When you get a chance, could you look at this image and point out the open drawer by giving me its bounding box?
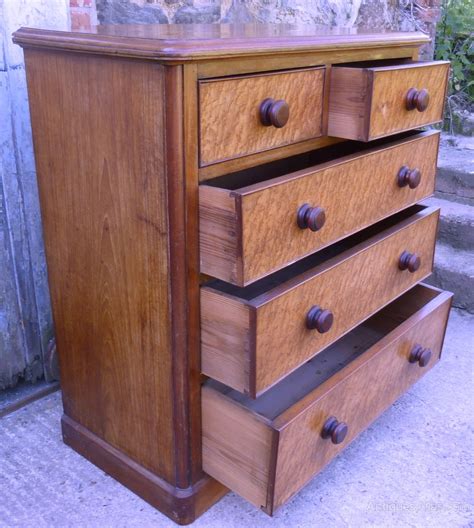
[202,284,452,515]
[201,205,439,396]
[328,60,449,141]
[200,130,440,285]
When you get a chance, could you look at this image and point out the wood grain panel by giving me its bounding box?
[196,46,421,181]
[327,65,371,141]
[202,385,273,507]
[328,61,449,141]
[200,289,253,394]
[199,67,325,166]
[199,186,241,284]
[200,206,439,396]
[24,50,176,481]
[202,285,452,514]
[271,286,452,512]
[200,130,440,285]
[370,62,449,138]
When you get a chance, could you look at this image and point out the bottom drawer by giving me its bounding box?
[202,284,452,514]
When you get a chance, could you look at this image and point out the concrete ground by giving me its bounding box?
[1,309,473,528]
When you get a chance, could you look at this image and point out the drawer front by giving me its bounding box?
[328,61,449,141]
[200,130,440,286]
[201,206,439,396]
[199,67,325,166]
[202,285,452,514]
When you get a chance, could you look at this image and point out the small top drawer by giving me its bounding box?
[199,67,326,166]
[328,60,449,141]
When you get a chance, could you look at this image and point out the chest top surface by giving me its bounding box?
[13,23,429,62]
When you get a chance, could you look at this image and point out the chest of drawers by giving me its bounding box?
[14,24,452,525]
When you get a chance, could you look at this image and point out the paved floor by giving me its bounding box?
[1,309,473,528]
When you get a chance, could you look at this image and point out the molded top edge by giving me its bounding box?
[12,23,430,62]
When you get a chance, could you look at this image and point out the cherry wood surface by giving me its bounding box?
[15,23,450,524]
[199,67,325,165]
[201,206,439,396]
[200,130,440,285]
[202,285,452,514]
[328,60,450,141]
[13,24,429,62]
[25,49,175,481]
[22,49,226,524]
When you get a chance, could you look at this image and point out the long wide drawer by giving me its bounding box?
[328,60,449,141]
[199,67,326,166]
[202,284,452,515]
[201,205,439,396]
[200,130,440,286]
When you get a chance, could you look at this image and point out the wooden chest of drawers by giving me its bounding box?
[14,24,452,525]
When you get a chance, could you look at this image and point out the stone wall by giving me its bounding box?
[95,1,440,57]
[96,0,396,27]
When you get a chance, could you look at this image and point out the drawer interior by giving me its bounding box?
[332,58,418,69]
[205,283,444,421]
[205,203,427,301]
[204,130,423,191]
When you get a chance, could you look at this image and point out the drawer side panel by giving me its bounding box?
[328,66,371,140]
[201,289,253,393]
[202,385,273,508]
[199,186,241,284]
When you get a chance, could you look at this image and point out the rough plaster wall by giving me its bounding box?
[0,0,69,389]
[96,0,404,29]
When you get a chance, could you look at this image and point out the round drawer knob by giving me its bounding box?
[409,344,432,367]
[306,305,333,333]
[259,98,290,128]
[406,88,430,112]
[399,251,421,273]
[397,166,421,189]
[321,416,348,445]
[297,204,326,231]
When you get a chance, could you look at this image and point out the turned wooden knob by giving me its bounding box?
[321,416,348,445]
[397,166,421,189]
[306,306,333,333]
[399,251,421,273]
[297,204,326,231]
[406,88,430,112]
[260,98,290,128]
[409,344,432,367]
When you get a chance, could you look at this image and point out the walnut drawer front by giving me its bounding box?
[202,284,452,515]
[200,130,440,286]
[199,67,325,166]
[201,205,439,397]
[328,60,449,141]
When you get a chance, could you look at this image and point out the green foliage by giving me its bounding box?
[435,0,474,106]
